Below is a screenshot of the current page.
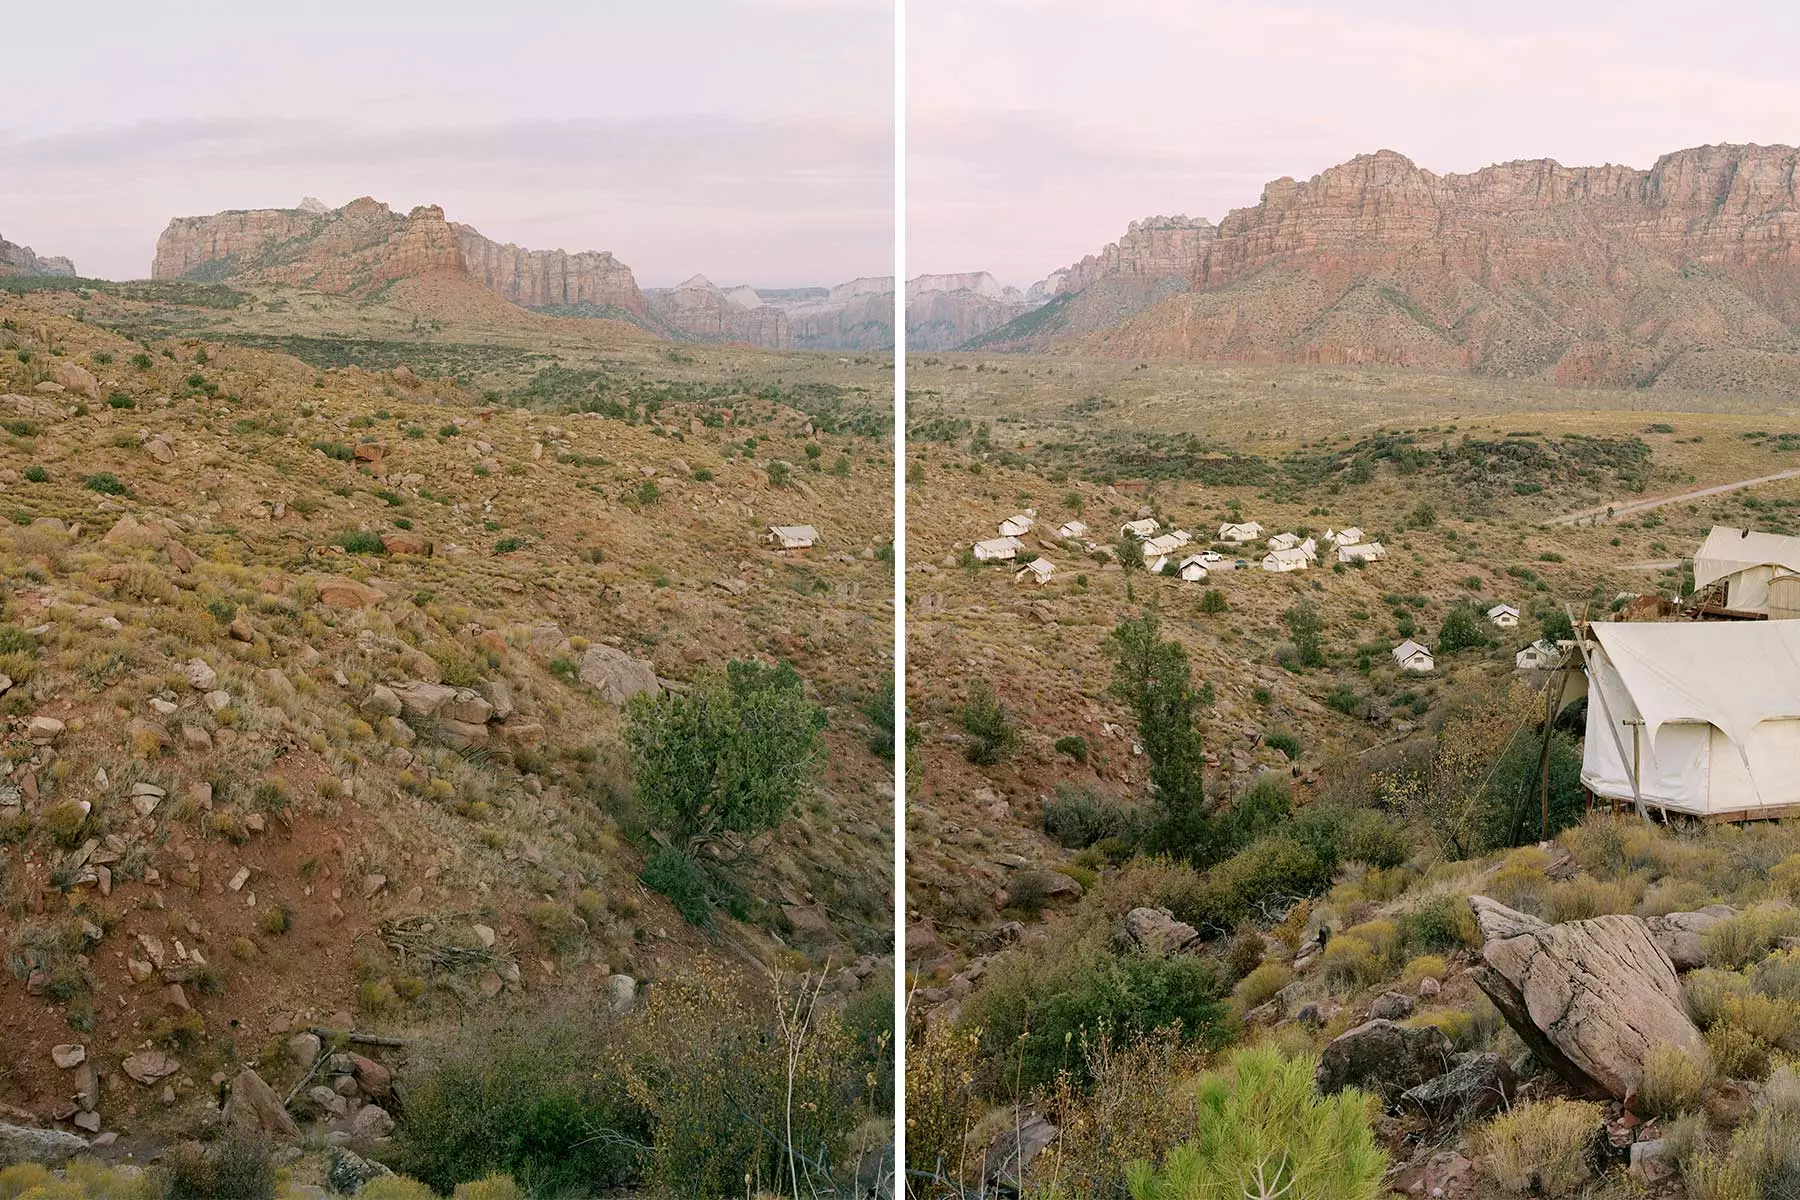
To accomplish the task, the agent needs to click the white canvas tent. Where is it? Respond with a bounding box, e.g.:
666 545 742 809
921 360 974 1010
1338 541 1387 564
1692 525 1800 613
999 513 1036 537
1219 521 1263 543
1488 604 1520 628
1056 520 1088 540
1581 621 1800 818
1015 558 1055 585
1266 532 1301 552
973 536 1024 562
768 525 819 550
1120 518 1160 539
1178 554 1209 582
1262 548 1310 572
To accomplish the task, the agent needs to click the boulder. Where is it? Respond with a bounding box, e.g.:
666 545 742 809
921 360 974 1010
1644 905 1738 971
1467 895 1703 1098
1122 907 1199 955
362 685 403 719
578 645 660 706
979 1110 1058 1194
435 719 489 750
437 689 493 725
0 1122 88 1167
326 1147 392 1194
1315 1019 1453 1108
348 1054 392 1099
121 1050 180 1084
348 1104 394 1140
222 1068 299 1139
50 361 99 400
102 513 169 549
605 974 638 1014
180 659 217 691
1369 990 1416 1021
314 575 386 609
1400 1051 1516 1125
394 681 456 720
379 531 431 556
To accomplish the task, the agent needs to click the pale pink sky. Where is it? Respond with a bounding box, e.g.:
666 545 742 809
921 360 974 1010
909 0 1800 287
0 0 892 288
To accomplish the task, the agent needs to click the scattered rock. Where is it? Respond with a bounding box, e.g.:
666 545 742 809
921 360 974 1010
0 1122 88 1166
1645 906 1737 971
121 1050 180 1084
979 1110 1058 1194
288 1032 322 1068
362 685 403 719
326 1147 392 1194
1468 895 1702 1098
1369 990 1416 1021
605 974 638 1014
180 659 217 691
348 1104 394 1140
51 1044 85 1069
1121 907 1199 955
1316 1019 1453 1109
314 576 386 609
349 1054 393 1099
223 1068 300 1139
1400 1052 1516 1125
578 645 661 706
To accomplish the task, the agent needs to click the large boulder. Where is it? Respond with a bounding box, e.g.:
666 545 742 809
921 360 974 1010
1315 1019 1453 1108
222 1067 300 1139
0 1122 88 1166
1401 1051 1517 1125
578 645 660 706
1467 896 1704 1099
1644 905 1737 971
1122 906 1199 955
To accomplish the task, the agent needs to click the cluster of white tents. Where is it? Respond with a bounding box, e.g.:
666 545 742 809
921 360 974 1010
970 510 1061 586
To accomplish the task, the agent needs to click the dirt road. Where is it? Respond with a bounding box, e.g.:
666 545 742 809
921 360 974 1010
1546 467 1800 526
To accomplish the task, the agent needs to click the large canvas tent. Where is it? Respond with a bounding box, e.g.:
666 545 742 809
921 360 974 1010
1581 621 1800 819
1692 525 1800 613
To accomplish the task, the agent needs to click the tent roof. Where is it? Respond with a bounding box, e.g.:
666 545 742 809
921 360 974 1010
1693 525 1800 591
1589 621 1800 746
770 525 818 539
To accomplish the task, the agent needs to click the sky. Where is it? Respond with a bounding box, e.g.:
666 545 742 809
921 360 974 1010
910 0 1800 287
0 0 893 288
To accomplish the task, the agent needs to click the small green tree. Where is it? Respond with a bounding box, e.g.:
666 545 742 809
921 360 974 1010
959 681 1017 765
1199 588 1228 614
1105 612 1217 861
1437 605 1486 652
625 660 826 850
1125 1046 1387 1200
1282 602 1326 668
1540 608 1576 643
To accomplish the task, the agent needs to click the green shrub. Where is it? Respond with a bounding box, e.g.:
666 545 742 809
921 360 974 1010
1199 588 1228 614
453 1178 526 1200
963 913 1229 1093
958 680 1018 765
1231 961 1293 1014
1043 785 1138 849
83 472 127 495
1476 1099 1603 1196
1403 896 1481 952
390 1007 648 1194
329 529 385 555
1265 729 1301 761
312 440 354 461
625 659 825 846
1638 1042 1715 1117
21 465 46 483
640 847 714 926
155 1131 277 1200
1704 906 1800 969
1054 733 1088 762
359 1180 437 1200
1321 935 1383 994
1123 1046 1386 1200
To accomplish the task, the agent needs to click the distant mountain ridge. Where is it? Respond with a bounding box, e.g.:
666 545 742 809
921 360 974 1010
150 198 891 351
0 233 75 278
958 143 1800 393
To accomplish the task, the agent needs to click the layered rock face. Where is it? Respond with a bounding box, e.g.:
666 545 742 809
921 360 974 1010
0 235 76 278
963 217 1212 351
453 225 646 316
152 197 887 350
1057 215 1216 295
152 199 463 291
994 144 1800 392
644 275 793 349
905 272 1044 352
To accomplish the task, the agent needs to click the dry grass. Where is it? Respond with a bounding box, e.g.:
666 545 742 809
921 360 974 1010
1477 1099 1604 1196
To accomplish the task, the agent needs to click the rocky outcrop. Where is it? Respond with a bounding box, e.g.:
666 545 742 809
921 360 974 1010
1315 1018 1453 1108
453 224 646 316
1057 215 1216 295
1467 896 1704 1098
222 1067 300 1139
905 273 1045 352
152 198 462 292
1400 1052 1516 1125
781 277 895 351
578 645 660 707
988 144 1800 392
645 275 792 349
1644 905 1736 970
0 235 76 278
0 1122 88 1166
1120 906 1199 955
